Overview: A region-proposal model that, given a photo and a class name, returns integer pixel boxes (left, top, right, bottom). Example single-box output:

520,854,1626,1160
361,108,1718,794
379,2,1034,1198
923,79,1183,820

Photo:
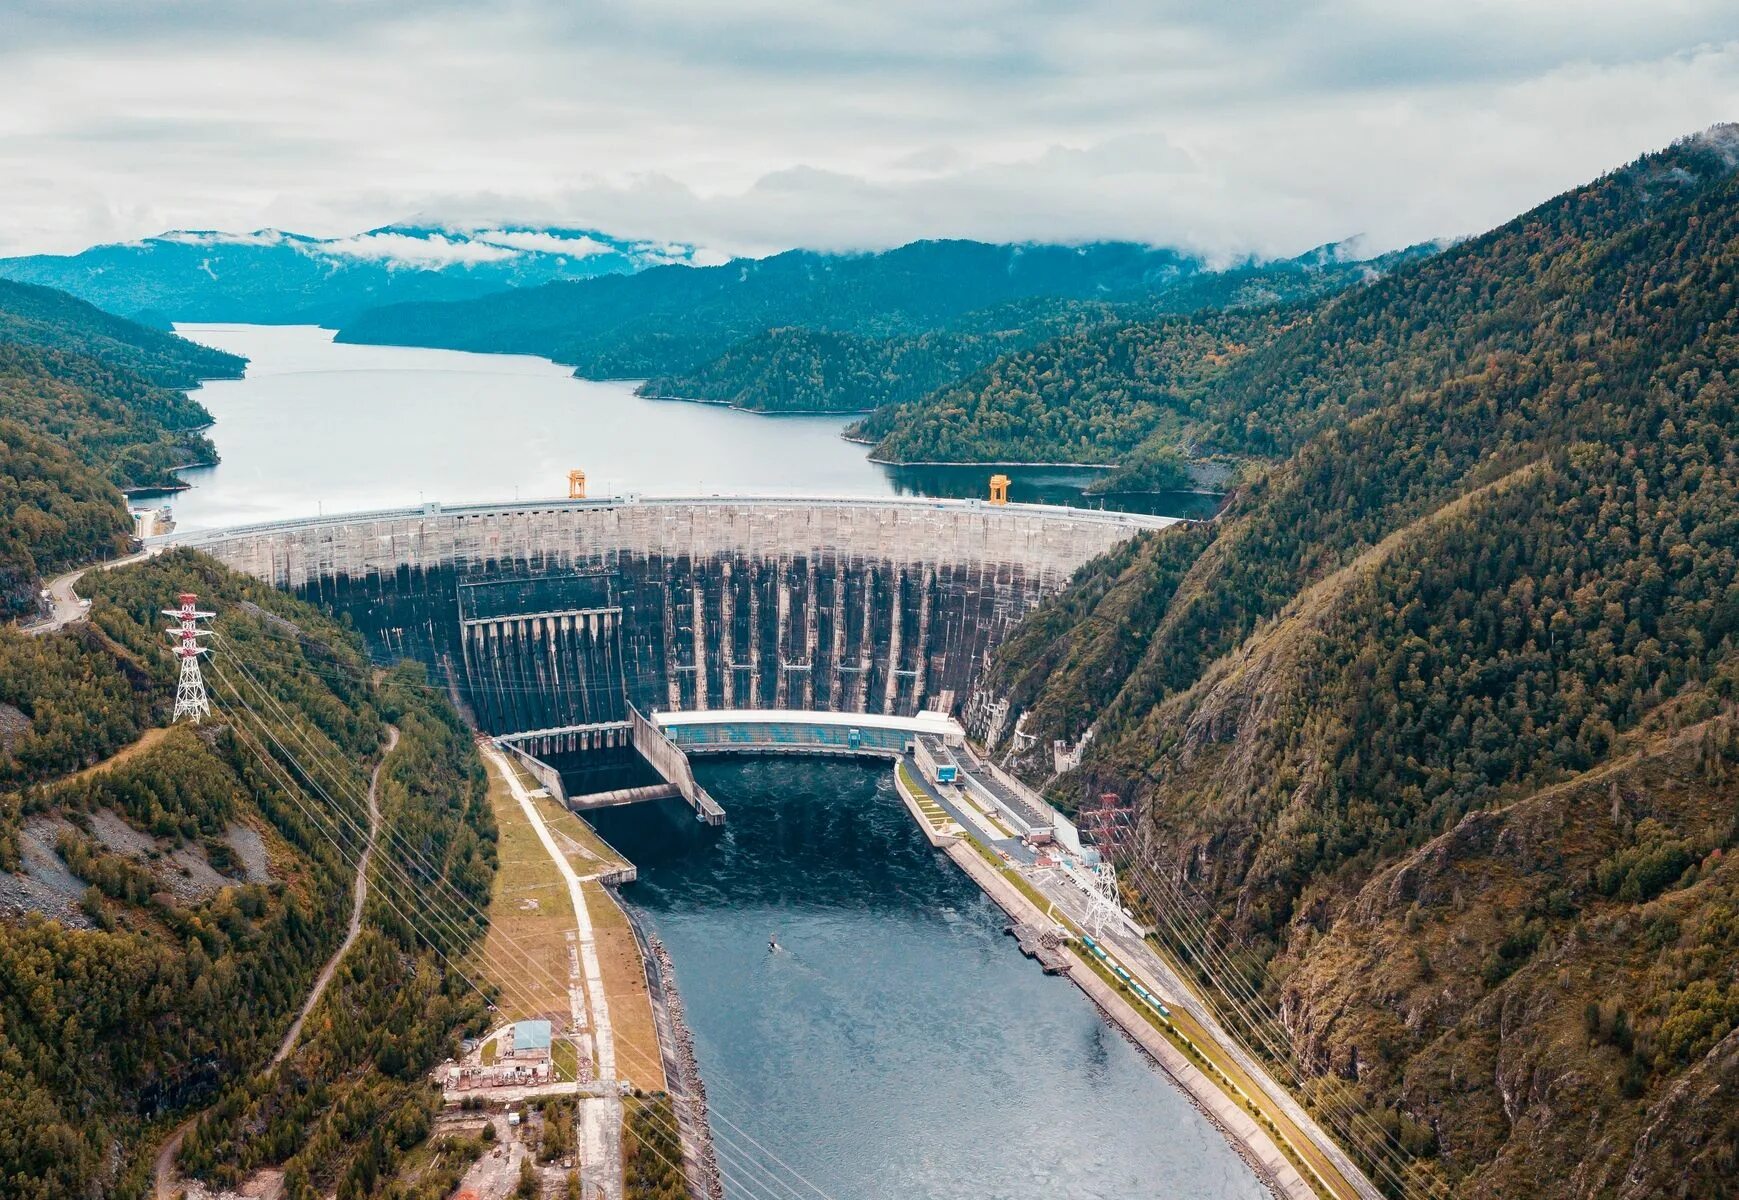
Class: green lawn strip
894,762,925,797
552,1037,579,1084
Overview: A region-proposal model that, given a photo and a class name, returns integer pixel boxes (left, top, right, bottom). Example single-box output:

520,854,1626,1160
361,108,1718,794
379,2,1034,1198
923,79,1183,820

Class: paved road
483,743,623,1200
22,549,154,636
152,726,398,1200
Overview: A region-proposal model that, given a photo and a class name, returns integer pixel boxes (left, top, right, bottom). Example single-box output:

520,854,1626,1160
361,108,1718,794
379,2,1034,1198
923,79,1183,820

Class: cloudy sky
2,1,1737,261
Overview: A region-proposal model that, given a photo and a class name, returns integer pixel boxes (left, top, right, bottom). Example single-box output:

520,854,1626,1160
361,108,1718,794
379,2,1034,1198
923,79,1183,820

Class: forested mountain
849,308,1284,461
0,279,242,387
0,287,243,619
0,225,703,327
0,552,494,1199
984,125,1739,1195
636,299,1123,413
637,247,1426,415
337,239,1208,375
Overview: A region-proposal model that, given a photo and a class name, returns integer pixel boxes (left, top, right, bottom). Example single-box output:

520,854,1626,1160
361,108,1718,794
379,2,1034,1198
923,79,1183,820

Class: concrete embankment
623,909,723,1200
894,766,1324,1200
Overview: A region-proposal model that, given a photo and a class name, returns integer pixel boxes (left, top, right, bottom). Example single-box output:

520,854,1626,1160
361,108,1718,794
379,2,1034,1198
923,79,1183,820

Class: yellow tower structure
568,469,587,500
988,473,1010,505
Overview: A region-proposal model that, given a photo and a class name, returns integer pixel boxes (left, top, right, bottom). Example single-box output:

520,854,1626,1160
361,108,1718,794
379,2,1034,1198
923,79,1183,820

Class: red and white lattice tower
1079,792,1132,938
162,592,214,723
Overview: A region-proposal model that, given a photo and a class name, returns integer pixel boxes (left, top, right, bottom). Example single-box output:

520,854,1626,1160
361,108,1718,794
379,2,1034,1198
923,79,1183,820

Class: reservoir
154,324,1221,529
589,760,1268,1200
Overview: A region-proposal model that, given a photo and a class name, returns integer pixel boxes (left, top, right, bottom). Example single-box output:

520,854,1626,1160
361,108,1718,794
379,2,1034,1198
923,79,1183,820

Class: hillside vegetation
0,551,493,1199
0,283,240,618
636,298,1126,413
985,126,1739,1195
638,250,1417,417
338,239,1205,378
851,309,1284,462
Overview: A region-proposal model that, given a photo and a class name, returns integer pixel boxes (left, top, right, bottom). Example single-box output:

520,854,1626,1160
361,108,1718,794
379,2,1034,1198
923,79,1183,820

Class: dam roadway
154,494,1376,1200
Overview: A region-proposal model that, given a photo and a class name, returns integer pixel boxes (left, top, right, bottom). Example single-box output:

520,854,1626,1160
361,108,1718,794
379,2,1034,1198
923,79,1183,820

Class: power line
1102,808,1444,1200
208,670,789,1200
210,645,839,1200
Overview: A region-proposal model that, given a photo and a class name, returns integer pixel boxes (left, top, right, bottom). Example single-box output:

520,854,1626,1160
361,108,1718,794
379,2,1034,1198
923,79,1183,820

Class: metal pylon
1084,859,1124,939
163,591,214,723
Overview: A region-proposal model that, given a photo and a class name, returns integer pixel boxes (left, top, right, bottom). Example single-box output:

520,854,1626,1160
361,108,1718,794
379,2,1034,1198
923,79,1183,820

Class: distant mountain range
335,239,1207,375
0,224,710,327
336,235,1431,414
0,219,1433,423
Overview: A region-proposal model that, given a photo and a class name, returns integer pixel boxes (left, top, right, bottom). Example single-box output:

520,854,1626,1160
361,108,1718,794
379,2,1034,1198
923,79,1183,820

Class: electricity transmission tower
1079,791,1133,938
164,591,214,722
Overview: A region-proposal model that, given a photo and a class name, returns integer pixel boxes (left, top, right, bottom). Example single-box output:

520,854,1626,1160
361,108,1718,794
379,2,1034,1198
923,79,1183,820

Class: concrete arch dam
168,497,1174,746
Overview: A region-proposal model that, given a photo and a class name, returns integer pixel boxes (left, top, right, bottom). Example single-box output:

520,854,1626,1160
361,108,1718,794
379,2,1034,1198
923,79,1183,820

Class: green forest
0,284,242,619
339,236,1422,422
0,551,494,1199
986,127,1739,1195
850,309,1283,462
632,250,1410,418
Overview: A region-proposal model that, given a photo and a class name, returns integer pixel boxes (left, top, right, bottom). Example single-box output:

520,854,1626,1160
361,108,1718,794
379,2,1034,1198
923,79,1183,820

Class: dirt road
153,726,399,1198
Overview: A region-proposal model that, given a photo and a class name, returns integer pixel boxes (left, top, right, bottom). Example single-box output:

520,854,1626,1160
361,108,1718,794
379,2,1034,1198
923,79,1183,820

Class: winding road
271,725,397,1065
152,725,398,1199
21,549,154,637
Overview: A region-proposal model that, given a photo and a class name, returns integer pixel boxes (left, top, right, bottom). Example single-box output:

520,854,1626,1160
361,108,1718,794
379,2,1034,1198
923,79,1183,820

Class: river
148,324,1221,529
158,323,1263,1198
590,760,1267,1200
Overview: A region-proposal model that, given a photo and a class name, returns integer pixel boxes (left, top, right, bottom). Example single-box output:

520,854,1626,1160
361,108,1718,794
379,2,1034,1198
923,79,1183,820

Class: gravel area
89,808,159,858
0,816,92,927
224,822,273,883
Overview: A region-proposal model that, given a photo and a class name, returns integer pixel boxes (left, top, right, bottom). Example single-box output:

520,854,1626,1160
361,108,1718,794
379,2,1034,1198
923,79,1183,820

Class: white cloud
0,2,1735,258
471,229,615,257
155,228,293,247
308,231,520,267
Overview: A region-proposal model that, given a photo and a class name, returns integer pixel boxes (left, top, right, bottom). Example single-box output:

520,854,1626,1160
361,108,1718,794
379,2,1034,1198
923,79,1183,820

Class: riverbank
633,386,876,417
889,762,1368,1200
625,910,723,1200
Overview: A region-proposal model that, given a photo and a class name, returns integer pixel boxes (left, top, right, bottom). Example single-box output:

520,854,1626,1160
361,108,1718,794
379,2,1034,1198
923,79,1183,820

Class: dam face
172,497,1170,745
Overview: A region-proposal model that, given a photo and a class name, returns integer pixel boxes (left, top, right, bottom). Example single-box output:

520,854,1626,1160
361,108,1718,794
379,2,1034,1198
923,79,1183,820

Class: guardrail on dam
165,496,1175,736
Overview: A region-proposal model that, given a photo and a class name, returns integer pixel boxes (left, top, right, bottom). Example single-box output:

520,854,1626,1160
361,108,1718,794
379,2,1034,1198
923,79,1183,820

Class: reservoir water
153,324,1221,529
589,760,1268,1200
160,322,1263,1197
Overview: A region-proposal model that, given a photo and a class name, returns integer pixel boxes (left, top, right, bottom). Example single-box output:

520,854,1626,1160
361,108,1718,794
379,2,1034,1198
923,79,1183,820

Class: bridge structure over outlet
161,494,1174,823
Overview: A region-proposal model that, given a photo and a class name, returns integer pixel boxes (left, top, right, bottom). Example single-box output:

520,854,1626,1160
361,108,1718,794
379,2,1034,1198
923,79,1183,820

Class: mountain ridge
979,125,1739,1195
0,223,708,327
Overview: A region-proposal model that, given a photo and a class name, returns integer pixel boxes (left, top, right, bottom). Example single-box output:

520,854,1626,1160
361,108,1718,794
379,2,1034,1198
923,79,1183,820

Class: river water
150,324,1221,530
590,761,1267,1200
160,323,1262,1198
